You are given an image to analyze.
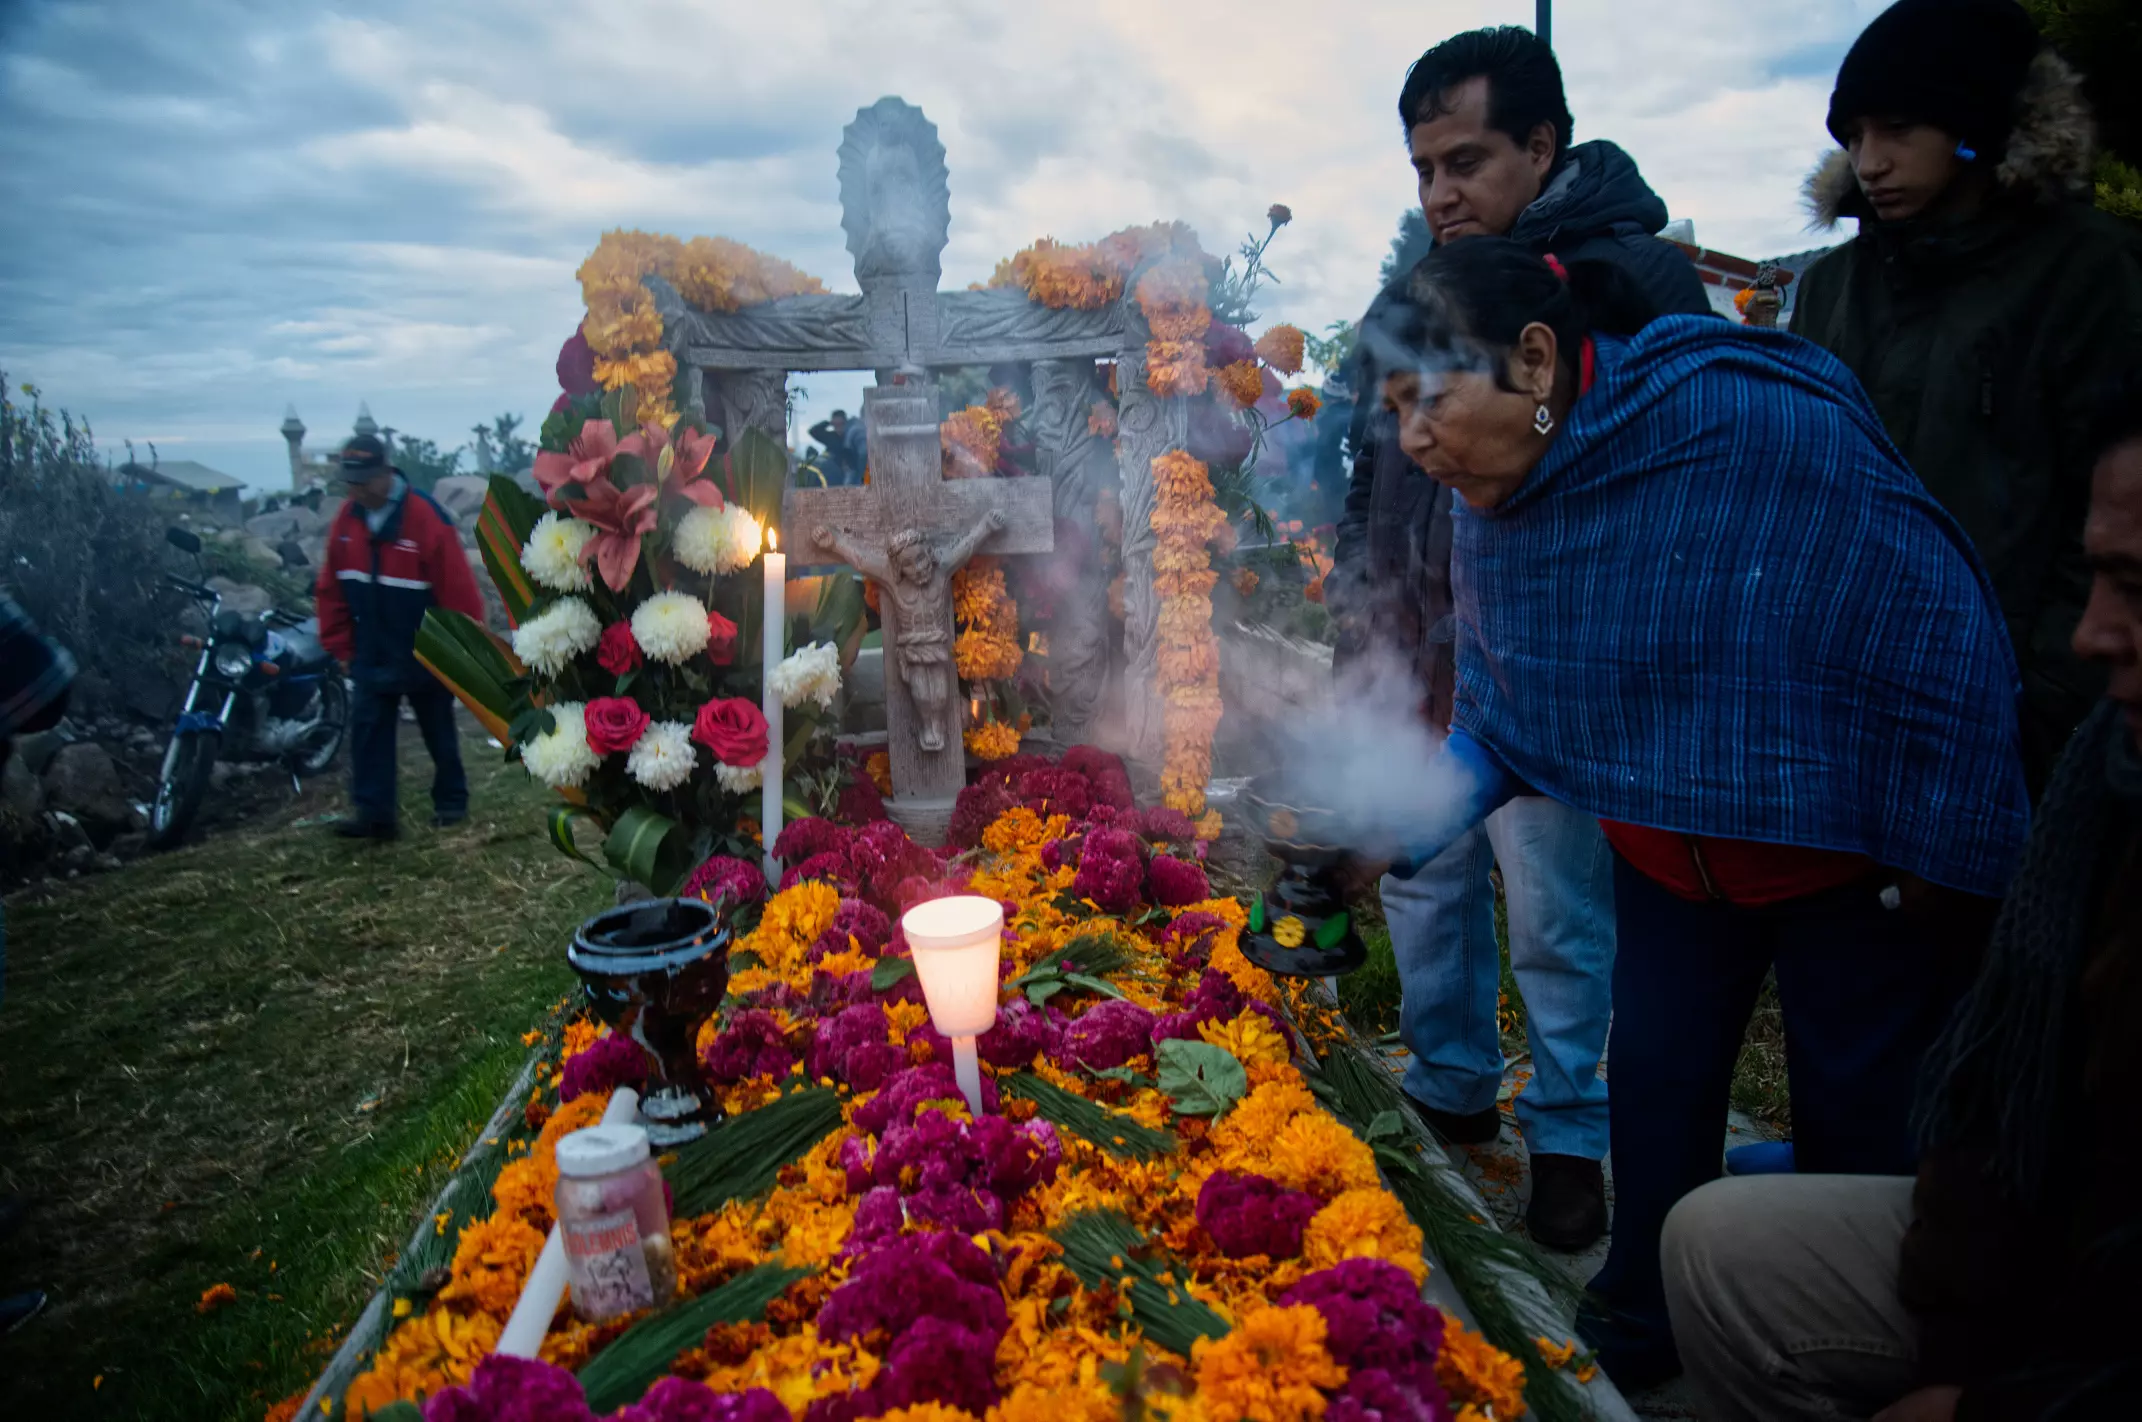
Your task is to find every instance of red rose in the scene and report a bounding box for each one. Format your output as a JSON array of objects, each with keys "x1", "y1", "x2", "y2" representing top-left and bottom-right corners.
[
  {"x1": 692, "y1": 696, "x2": 768, "y2": 767},
  {"x1": 596, "y1": 621, "x2": 642, "y2": 676},
  {"x1": 583, "y1": 696, "x2": 651, "y2": 757},
  {"x1": 706, "y1": 609, "x2": 738, "y2": 667}
]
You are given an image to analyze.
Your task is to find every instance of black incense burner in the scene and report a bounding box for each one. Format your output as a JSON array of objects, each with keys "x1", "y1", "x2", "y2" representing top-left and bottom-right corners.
[
  {"x1": 1238, "y1": 778, "x2": 1372, "y2": 979},
  {"x1": 568, "y1": 897, "x2": 732, "y2": 1144}
]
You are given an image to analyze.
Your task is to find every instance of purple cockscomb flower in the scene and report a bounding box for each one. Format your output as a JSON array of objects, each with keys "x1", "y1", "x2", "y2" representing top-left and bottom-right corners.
[
  {"x1": 1147, "y1": 853, "x2": 1211, "y2": 907},
  {"x1": 682, "y1": 854, "x2": 767, "y2": 911},
  {"x1": 699, "y1": 1010, "x2": 795, "y2": 1085},
  {"x1": 1056, "y1": 998, "x2": 1158, "y2": 1072},
  {"x1": 423, "y1": 1353, "x2": 595, "y2": 1422},
  {"x1": 1196, "y1": 1169, "x2": 1322, "y2": 1259},
  {"x1": 559, "y1": 1032, "x2": 650, "y2": 1103}
]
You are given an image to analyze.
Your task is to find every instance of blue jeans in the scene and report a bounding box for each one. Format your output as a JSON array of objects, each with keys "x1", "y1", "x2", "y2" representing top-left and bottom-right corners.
[
  {"x1": 1384, "y1": 793, "x2": 1616, "y2": 1159},
  {"x1": 349, "y1": 676, "x2": 466, "y2": 827}
]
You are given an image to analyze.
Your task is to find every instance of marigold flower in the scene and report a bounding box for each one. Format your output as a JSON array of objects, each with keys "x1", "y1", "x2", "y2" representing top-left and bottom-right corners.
[
  {"x1": 196, "y1": 1283, "x2": 237, "y2": 1313},
  {"x1": 1192, "y1": 1304, "x2": 1346, "y2": 1421},
  {"x1": 1300, "y1": 1188, "x2": 1428, "y2": 1281},
  {"x1": 442, "y1": 1214, "x2": 547, "y2": 1317},
  {"x1": 865, "y1": 750, "x2": 893, "y2": 795},
  {"x1": 1286, "y1": 387, "x2": 1322, "y2": 421},
  {"x1": 1268, "y1": 204, "x2": 1294, "y2": 227},
  {"x1": 1215, "y1": 360, "x2": 1265, "y2": 409},
  {"x1": 1436, "y1": 1319, "x2": 1530, "y2": 1418},
  {"x1": 1231, "y1": 567, "x2": 1260, "y2": 597},
  {"x1": 1256, "y1": 324, "x2": 1308, "y2": 376}
]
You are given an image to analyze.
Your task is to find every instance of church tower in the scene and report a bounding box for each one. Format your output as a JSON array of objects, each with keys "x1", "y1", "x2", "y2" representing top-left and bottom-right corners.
[{"x1": 280, "y1": 405, "x2": 307, "y2": 489}]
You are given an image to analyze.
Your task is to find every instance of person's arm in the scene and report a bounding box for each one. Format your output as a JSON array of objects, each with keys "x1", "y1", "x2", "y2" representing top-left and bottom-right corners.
[
  {"x1": 807, "y1": 420, "x2": 837, "y2": 448},
  {"x1": 944, "y1": 508, "x2": 1007, "y2": 573},
  {"x1": 1384, "y1": 729, "x2": 1522, "y2": 878},
  {"x1": 314, "y1": 530, "x2": 356, "y2": 664}
]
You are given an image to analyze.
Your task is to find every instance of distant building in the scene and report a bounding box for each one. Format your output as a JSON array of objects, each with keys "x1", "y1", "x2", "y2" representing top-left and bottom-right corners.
[
  {"x1": 1660, "y1": 221, "x2": 1842, "y2": 324},
  {"x1": 116, "y1": 457, "x2": 246, "y2": 517},
  {"x1": 281, "y1": 402, "x2": 387, "y2": 491}
]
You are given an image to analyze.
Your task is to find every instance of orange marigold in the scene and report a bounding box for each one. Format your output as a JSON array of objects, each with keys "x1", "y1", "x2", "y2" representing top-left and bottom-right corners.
[
  {"x1": 1145, "y1": 341, "x2": 1209, "y2": 399},
  {"x1": 492, "y1": 1155, "x2": 557, "y2": 1229},
  {"x1": 443, "y1": 1213, "x2": 547, "y2": 1317},
  {"x1": 1191, "y1": 1304, "x2": 1346, "y2": 1422},
  {"x1": 1255, "y1": 324, "x2": 1307, "y2": 375},
  {"x1": 965, "y1": 722, "x2": 1022, "y2": 761},
  {"x1": 1436, "y1": 1318, "x2": 1530, "y2": 1418},
  {"x1": 1265, "y1": 1111, "x2": 1383, "y2": 1201},
  {"x1": 1231, "y1": 567, "x2": 1260, "y2": 597},
  {"x1": 1301, "y1": 1188, "x2": 1428, "y2": 1281},
  {"x1": 865, "y1": 750, "x2": 893, "y2": 795},
  {"x1": 197, "y1": 1282, "x2": 237, "y2": 1314},
  {"x1": 1286, "y1": 387, "x2": 1322, "y2": 422},
  {"x1": 942, "y1": 406, "x2": 1004, "y2": 479},
  {"x1": 1215, "y1": 360, "x2": 1265, "y2": 409},
  {"x1": 1087, "y1": 402, "x2": 1118, "y2": 438}
]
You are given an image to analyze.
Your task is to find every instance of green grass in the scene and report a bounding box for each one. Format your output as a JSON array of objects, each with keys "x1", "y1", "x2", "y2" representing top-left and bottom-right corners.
[{"x1": 0, "y1": 716, "x2": 610, "y2": 1421}]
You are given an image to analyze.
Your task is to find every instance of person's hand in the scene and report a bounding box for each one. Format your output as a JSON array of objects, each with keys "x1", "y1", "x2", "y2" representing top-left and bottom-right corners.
[
  {"x1": 1330, "y1": 851, "x2": 1392, "y2": 904},
  {"x1": 1873, "y1": 1385, "x2": 1961, "y2": 1422},
  {"x1": 812, "y1": 523, "x2": 833, "y2": 548},
  {"x1": 984, "y1": 509, "x2": 1007, "y2": 533}
]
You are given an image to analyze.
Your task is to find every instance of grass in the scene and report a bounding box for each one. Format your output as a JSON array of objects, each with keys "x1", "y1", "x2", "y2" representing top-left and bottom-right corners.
[{"x1": 0, "y1": 713, "x2": 611, "y2": 1421}]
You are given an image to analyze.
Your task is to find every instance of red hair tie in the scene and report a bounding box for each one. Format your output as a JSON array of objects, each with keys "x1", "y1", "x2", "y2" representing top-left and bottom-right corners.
[{"x1": 1543, "y1": 254, "x2": 1570, "y2": 281}]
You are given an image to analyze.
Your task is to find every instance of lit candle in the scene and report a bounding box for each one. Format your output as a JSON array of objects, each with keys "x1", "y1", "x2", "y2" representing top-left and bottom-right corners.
[
  {"x1": 761, "y1": 527, "x2": 785, "y2": 886},
  {"x1": 900, "y1": 896, "x2": 1004, "y2": 1116}
]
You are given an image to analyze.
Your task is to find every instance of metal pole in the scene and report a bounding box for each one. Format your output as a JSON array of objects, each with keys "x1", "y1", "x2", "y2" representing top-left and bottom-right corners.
[{"x1": 1536, "y1": 0, "x2": 1551, "y2": 48}]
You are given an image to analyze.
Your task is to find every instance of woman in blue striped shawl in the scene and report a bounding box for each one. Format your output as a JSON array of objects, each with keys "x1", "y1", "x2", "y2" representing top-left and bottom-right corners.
[{"x1": 1362, "y1": 238, "x2": 2028, "y2": 1386}]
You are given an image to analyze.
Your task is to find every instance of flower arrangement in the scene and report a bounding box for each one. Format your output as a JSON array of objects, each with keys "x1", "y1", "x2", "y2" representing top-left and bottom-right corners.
[
  {"x1": 339, "y1": 749, "x2": 1553, "y2": 1422},
  {"x1": 415, "y1": 368, "x2": 869, "y2": 896},
  {"x1": 1150, "y1": 451, "x2": 1228, "y2": 824}
]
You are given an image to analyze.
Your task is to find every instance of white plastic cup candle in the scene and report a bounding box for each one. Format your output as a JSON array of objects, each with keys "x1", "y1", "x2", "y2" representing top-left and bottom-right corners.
[
  {"x1": 900, "y1": 895, "x2": 1004, "y2": 1115},
  {"x1": 760, "y1": 528, "x2": 785, "y2": 886}
]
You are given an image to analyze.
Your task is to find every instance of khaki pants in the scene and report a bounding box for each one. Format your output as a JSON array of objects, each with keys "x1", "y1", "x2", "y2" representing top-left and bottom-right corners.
[{"x1": 1662, "y1": 1175, "x2": 1920, "y2": 1421}]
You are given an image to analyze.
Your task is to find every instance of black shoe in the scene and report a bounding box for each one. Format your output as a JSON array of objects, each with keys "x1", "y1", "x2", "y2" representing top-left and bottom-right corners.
[
  {"x1": 0, "y1": 1291, "x2": 47, "y2": 1335},
  {"x1": 430, "y1": 810, "x2": 467, "y2": 829},
  {"x1": 1526, "y1": 1153, "x2": 1608, "y2": 1251},
  {"x1": 1405, "y1": 1096, "x2": 1503, "y2": 1146},
  {"x1": 1576, "y1": 1296, "x2": 1682, "y2": 1391},
  {"x1": 332, "y1": 818, "x2": 398, "y2": 840}
]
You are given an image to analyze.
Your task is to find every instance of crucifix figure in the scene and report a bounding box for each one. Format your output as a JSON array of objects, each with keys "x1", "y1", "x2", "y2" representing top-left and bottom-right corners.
[
  {"x1": 813, "y1": 509, "x2": 1004, "y2": 753},
  {"x1": 785, "y1": 376, "x2": 1053, "y2": 843}
]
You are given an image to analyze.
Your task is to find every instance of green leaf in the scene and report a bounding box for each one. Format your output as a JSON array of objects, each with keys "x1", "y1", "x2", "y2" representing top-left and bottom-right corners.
[
  {"x1": 1248, "y1": 894, "x2": 1266, "y2": 933},
  {"x1": 576, "y1": 1262, "x2": 811, "y2": 1413},
  {"x1": 1367, "y1": 1109, "x2": 1407, "y2": 1143},
  {"x1": 1061, "y1": 972, "x2": 1127, "y2": 1001},
  {"x1": 615, "y1": 668, "x2": 642, "y2": 697},
  {"x1": 604, "y1": 805, "x2": 696, "y2": 896},
  {"x1": 1026, "y1": 980, "x2": 1065, "y2": 1008},
  {"x1": 1092, "y1": 1065, "x2": 1155, "y2": 1089},
  {"x1": 870, "y1": 956, "x2": 916, "y2": 992},
  {"x1": 362, "y1": 1405, "x2": 424, "y2": 1422},
  {"x1": 1154, "y1": 1039, "x2": 1247, "y2": 1117},
  {"x1": 547, "y1": 806, "x2": 611, "y2": 871},
  {"x1": 728, "y1": 427, "x2": 790, "y2": 524}
]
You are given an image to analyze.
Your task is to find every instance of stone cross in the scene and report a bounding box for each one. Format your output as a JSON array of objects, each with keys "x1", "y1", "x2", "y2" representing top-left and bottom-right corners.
[
  {"x1": 654, "y1": 95, "x2": 1183, "y2": 770},
  {"x1": 783, "y1": 378, "x2": 1054, "y2": 844}
]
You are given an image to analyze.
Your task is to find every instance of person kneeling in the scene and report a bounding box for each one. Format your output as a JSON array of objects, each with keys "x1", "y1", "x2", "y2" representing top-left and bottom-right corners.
[{"x1": 1661, "y1": 375, "x2": 2142, "y2": 1422}]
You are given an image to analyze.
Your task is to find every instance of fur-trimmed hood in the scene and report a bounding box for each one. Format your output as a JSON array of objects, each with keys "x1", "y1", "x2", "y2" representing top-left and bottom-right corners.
[{"x1": 1805, "y1": 49, "x2": 2095, "y2": 227}]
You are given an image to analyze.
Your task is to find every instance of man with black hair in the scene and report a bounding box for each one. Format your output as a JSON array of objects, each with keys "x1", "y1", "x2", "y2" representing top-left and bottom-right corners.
[
  {"x1": 1793, "y1": 0, "x2": 2142, "y2": 798},
  {"x1": 1659, "y1": 367, "x2": 2142, "y2": 1422},
  {"x1": 1326, "y1": 24, "x2": 1708, "y2": 1257},
  {"x1": 808, "y1": 409, "x2": 867, "y2": 486}
]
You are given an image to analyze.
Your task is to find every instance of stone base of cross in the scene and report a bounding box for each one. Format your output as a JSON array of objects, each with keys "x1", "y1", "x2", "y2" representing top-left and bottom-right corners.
[{"x1": 783, "y1": 374, "x2": 1054, "y2": 845}]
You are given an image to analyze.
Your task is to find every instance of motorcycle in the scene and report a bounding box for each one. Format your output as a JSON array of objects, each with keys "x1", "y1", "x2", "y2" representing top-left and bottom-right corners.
[{"x1": 147, "y1": 526, "x2": 349, "y2": 848}]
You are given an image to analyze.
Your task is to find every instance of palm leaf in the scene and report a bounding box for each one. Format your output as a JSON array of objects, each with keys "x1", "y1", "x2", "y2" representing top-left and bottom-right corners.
[{"x1": 414, "y1": 608, "x2": 520, "y2": 745}]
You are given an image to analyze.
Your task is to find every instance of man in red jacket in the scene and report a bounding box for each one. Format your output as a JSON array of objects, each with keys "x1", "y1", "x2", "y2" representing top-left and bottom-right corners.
[{"x1": 315, "y1": 434, "x2": 486, "y2": 839}]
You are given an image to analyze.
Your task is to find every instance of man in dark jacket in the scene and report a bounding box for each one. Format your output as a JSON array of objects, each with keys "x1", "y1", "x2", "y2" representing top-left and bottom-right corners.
[
  {"x1": 1791, "y1": 0, "x2": 2142, "y2": 798},
  {"x1": 316, "y1": 434, "x2": 486, "y2": 839},
  {"x1": 1659, "y1": 368, "x2": 2142, "y2": 1422},
  {"x1": 807, "y1": 409, "x2": 867, "y2": 486},
  {"x1": 1326, "y1": 25, "x2": 1711, "y2": 1254}
]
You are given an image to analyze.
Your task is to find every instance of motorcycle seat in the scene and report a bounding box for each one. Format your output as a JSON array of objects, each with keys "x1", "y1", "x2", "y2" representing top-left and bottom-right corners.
[{"x1": 277, "y1": 619, "x2": 329, "y2": 668}]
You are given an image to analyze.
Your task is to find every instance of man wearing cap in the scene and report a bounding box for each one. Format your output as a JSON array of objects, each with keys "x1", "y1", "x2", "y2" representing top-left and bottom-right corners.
[
  {"x1": 1792, "y1": 0, "x2": 2142, "y2": 798},
  {"x1": 316, "y1": 433, "x2": 486, "y2": 838}
]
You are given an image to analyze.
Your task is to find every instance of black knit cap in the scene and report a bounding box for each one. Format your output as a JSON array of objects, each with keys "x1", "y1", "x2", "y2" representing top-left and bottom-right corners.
[{"x1": 1826, "y1": 0, "x2": 2040, "y2": 155}]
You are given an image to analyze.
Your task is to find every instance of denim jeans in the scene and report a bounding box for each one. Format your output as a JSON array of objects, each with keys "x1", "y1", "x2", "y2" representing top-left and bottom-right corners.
[
  {"x1": 349, "y1": 676, "x2": 467, "y2": 827},
  {"x1": 1384, "y1": 792, "x2": 1616, "y2": 1160}
]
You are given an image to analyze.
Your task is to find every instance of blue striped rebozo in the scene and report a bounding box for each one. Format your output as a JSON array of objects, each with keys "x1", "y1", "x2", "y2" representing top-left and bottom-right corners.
[{"x1": 1450, "y1": 316, "x2": 2029, "y2": 897}]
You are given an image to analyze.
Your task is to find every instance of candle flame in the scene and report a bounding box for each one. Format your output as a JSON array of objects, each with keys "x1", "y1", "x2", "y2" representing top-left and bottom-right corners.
[{"x1": 768, "y1": 528, "x2": 778, "y2": 553}]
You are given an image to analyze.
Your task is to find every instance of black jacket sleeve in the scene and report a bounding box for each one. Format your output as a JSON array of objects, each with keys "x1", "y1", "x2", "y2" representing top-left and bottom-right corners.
[{"x1": 1562, "y1": 232, "x2": 1716, "y2": 319}]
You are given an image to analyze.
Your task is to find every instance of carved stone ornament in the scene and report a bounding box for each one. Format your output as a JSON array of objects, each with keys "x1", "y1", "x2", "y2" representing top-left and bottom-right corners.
[{"x1": 837, "y1": 97, "x2": 952, "y2": 285}]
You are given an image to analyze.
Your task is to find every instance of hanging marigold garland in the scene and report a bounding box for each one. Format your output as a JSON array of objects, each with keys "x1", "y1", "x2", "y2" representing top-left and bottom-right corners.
[
  {"x1": 1151, "y1": 450, "x2": 1229, "y2": 822},
  {"x1": 576, "y1": 229, "x2": 825, "y2": 429},
  {"x1": 954, "y1": 556, "x2": 1025, "y2": 759}
]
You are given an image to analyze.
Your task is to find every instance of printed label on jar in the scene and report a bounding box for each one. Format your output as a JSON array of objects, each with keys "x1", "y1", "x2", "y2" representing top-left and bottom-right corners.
[{"x1": 561, "y1": 1207, "x2": 654, "y2": 1319}]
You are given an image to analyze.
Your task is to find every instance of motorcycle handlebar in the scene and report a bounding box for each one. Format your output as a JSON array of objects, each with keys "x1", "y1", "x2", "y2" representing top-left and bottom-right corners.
[{"x1": 164, "y1": 573, "x2": 217, "y2": 600}]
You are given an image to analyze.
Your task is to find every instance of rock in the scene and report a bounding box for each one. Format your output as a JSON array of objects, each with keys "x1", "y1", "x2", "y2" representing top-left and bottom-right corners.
[
  {"x1": 45, "y1": 810, "x2": 92, "y2": 854},
  {"x1": 43, "y1": 742, "x2": 135, "y2": 845},
  {"x1": 317, "y1": 495, "x2": 346, "y2": 527},
  {"x1": 241, "y1": 536, "x2": 286, "y2": 569},
  {"x1": 247, "y1": 505, "x2": 324, "y2": 540},
  {"x1": 207, "y1": 578, "x2": 274, "y2": 616},
  {"x1": 10, "y1": 729, "x2": 65, "y2": 776},
  {"x1": 113, "y1": 663, "x2": 181, "y2": 721},
  {"x1": 278, "y1": 539, "x2": 310, "y2": 568},
  {"x1": 430, "y1": 475, "x2": 491, "y2": 521},
  {"x1": 70, "y1": 671, "x2": 115, "y2": 719},
  {"x1": 108, "y1": 831, "x2": 147, "y2": 859},
  {"x1": 216, "y1": 527, "x2": 248, "y2": 546},
  {"x1": 1, "y1": 754, "x2": 45, "y2": 835}
]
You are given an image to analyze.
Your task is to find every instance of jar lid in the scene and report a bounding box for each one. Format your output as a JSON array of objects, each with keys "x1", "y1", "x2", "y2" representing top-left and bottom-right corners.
[{"x1": 555, "y1": 1123, "x2": 651, "y2": 1178}]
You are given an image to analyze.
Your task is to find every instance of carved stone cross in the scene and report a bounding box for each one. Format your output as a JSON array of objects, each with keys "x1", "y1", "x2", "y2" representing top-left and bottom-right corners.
[{"x1": 784, "y1": 379, "x2": 1054, "y2": 843}]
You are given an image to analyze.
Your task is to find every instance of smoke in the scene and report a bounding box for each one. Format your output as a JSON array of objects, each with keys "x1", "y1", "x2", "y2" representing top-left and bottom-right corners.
[{"x1": 1272, "y1": 644, "x2": 1498, "y2": 861}]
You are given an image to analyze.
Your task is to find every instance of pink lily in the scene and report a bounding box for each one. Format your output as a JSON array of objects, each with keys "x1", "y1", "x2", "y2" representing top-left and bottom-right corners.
[
  {"x1": 531, "y1": 419, "x2": 620, "y2": 509},
  {"x1": 565, "y1": 473, "x2": 660, "y2": 592},
  {"x1": 619, "y1": 421, "x2": 724, "y2": 508}
]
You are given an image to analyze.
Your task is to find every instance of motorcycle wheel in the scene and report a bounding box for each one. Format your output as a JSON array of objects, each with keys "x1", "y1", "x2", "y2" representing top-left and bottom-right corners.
[
  {"x1": 147, "y1": 729, "x2": 219, "y2": 850},
  {"x1": 292, "y1": 676, "x2": 349, "y2": 777}
]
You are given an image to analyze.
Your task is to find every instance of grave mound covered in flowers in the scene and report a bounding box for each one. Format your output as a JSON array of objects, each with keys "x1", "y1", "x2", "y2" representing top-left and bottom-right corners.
[{"x1": 324, "y1": 744, "x2": 1598, "y2": 1422}]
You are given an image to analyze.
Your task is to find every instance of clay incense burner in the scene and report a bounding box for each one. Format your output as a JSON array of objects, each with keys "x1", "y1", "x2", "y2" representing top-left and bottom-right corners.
[
  {"x1": 567, "y1": 897, "x2": 732, "y2": 1145},
  {"x1": 1238, "y1": 777, "x2": 1371, "y2": 979}
]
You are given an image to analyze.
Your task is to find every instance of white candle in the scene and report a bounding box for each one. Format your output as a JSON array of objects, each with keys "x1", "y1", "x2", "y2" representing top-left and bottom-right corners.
[
  {"x1": 901, "y1": 896, "x2": 1004, "y2": 1116},
  {"x1": 761, "y1": 528, "x2": 786, "y2": 886},
  {"x1": 496, "y1": 1086, "x2": 640, "y2": 1357}
]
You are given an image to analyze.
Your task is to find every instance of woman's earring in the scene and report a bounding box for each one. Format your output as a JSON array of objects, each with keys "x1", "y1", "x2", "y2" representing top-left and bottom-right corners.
[{"x1": 1533, "y1": 404, "x2": 1555, "y2": 436}]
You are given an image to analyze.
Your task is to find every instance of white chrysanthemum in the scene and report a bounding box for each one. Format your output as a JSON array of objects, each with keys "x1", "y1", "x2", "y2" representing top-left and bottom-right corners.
[
  {"x1": 630, "y1": 591, "x2": 712, "y2": 665},
  {"x1": 511, "y1": 597, "x2": 602, "y2": 676},
  {"x1": 521, "y1": 702, "x2": 600, "y2": 789},
  {"x1": 626, "y1": 720, "x2": 697, "y2": 791},
  {"x1": 521, "y1": 512, "x2": 597, "y2": 592},
  {"x1": 672, "y1": 504, "x2": 762, "y2": 577},
  {"x1": 714, "y1": 761, "x2": 763, "y2": 795},
  {"x1": 768, "y1": 641, "x2": 842, "y2": 710}
]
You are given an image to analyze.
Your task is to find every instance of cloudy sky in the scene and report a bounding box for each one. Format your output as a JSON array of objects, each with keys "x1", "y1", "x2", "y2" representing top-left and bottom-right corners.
[{"x1": 0, "y1": 0, "x2": 1882, "y2": 492}]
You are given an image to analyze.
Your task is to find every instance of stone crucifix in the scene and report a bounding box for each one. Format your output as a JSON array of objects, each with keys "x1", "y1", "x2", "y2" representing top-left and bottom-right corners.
[{"x1": 784, "y1": 379, "x2": 1054, "y2": 843}]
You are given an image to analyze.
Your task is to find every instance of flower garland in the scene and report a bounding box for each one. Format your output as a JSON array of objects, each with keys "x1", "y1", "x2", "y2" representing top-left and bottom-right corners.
[
  {"x1": 953, "y1": 558, "x2": 1024, "y2": 760},
  {"x1": 577, "y1": 229, "x2": 826, "y2": 429},
  {"x1": 1150, "y1": 451, "x2": 1228, "y2": 825},
  {"x1": 989, "y1": 224, "x2": 1210, "y2": 393},
  {"x1": 338, "y1": 749, "x2": 1540, "y2": 1422}
]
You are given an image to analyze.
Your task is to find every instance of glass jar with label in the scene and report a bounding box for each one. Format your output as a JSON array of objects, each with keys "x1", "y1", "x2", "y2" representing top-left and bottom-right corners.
[{"x1": 554, "y1": 1123, "x2": 677, "y2": 1322}]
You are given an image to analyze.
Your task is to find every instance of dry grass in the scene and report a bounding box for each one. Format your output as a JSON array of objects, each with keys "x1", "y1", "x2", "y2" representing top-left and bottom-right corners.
[{"x1": 0, "y1": 714, "x2": 609, "y2": 1421}]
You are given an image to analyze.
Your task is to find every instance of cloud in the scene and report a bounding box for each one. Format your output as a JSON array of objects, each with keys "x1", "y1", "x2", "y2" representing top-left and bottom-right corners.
[{"x1": 0, "y1": 0, "x2": 1896, "y2": 491}]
